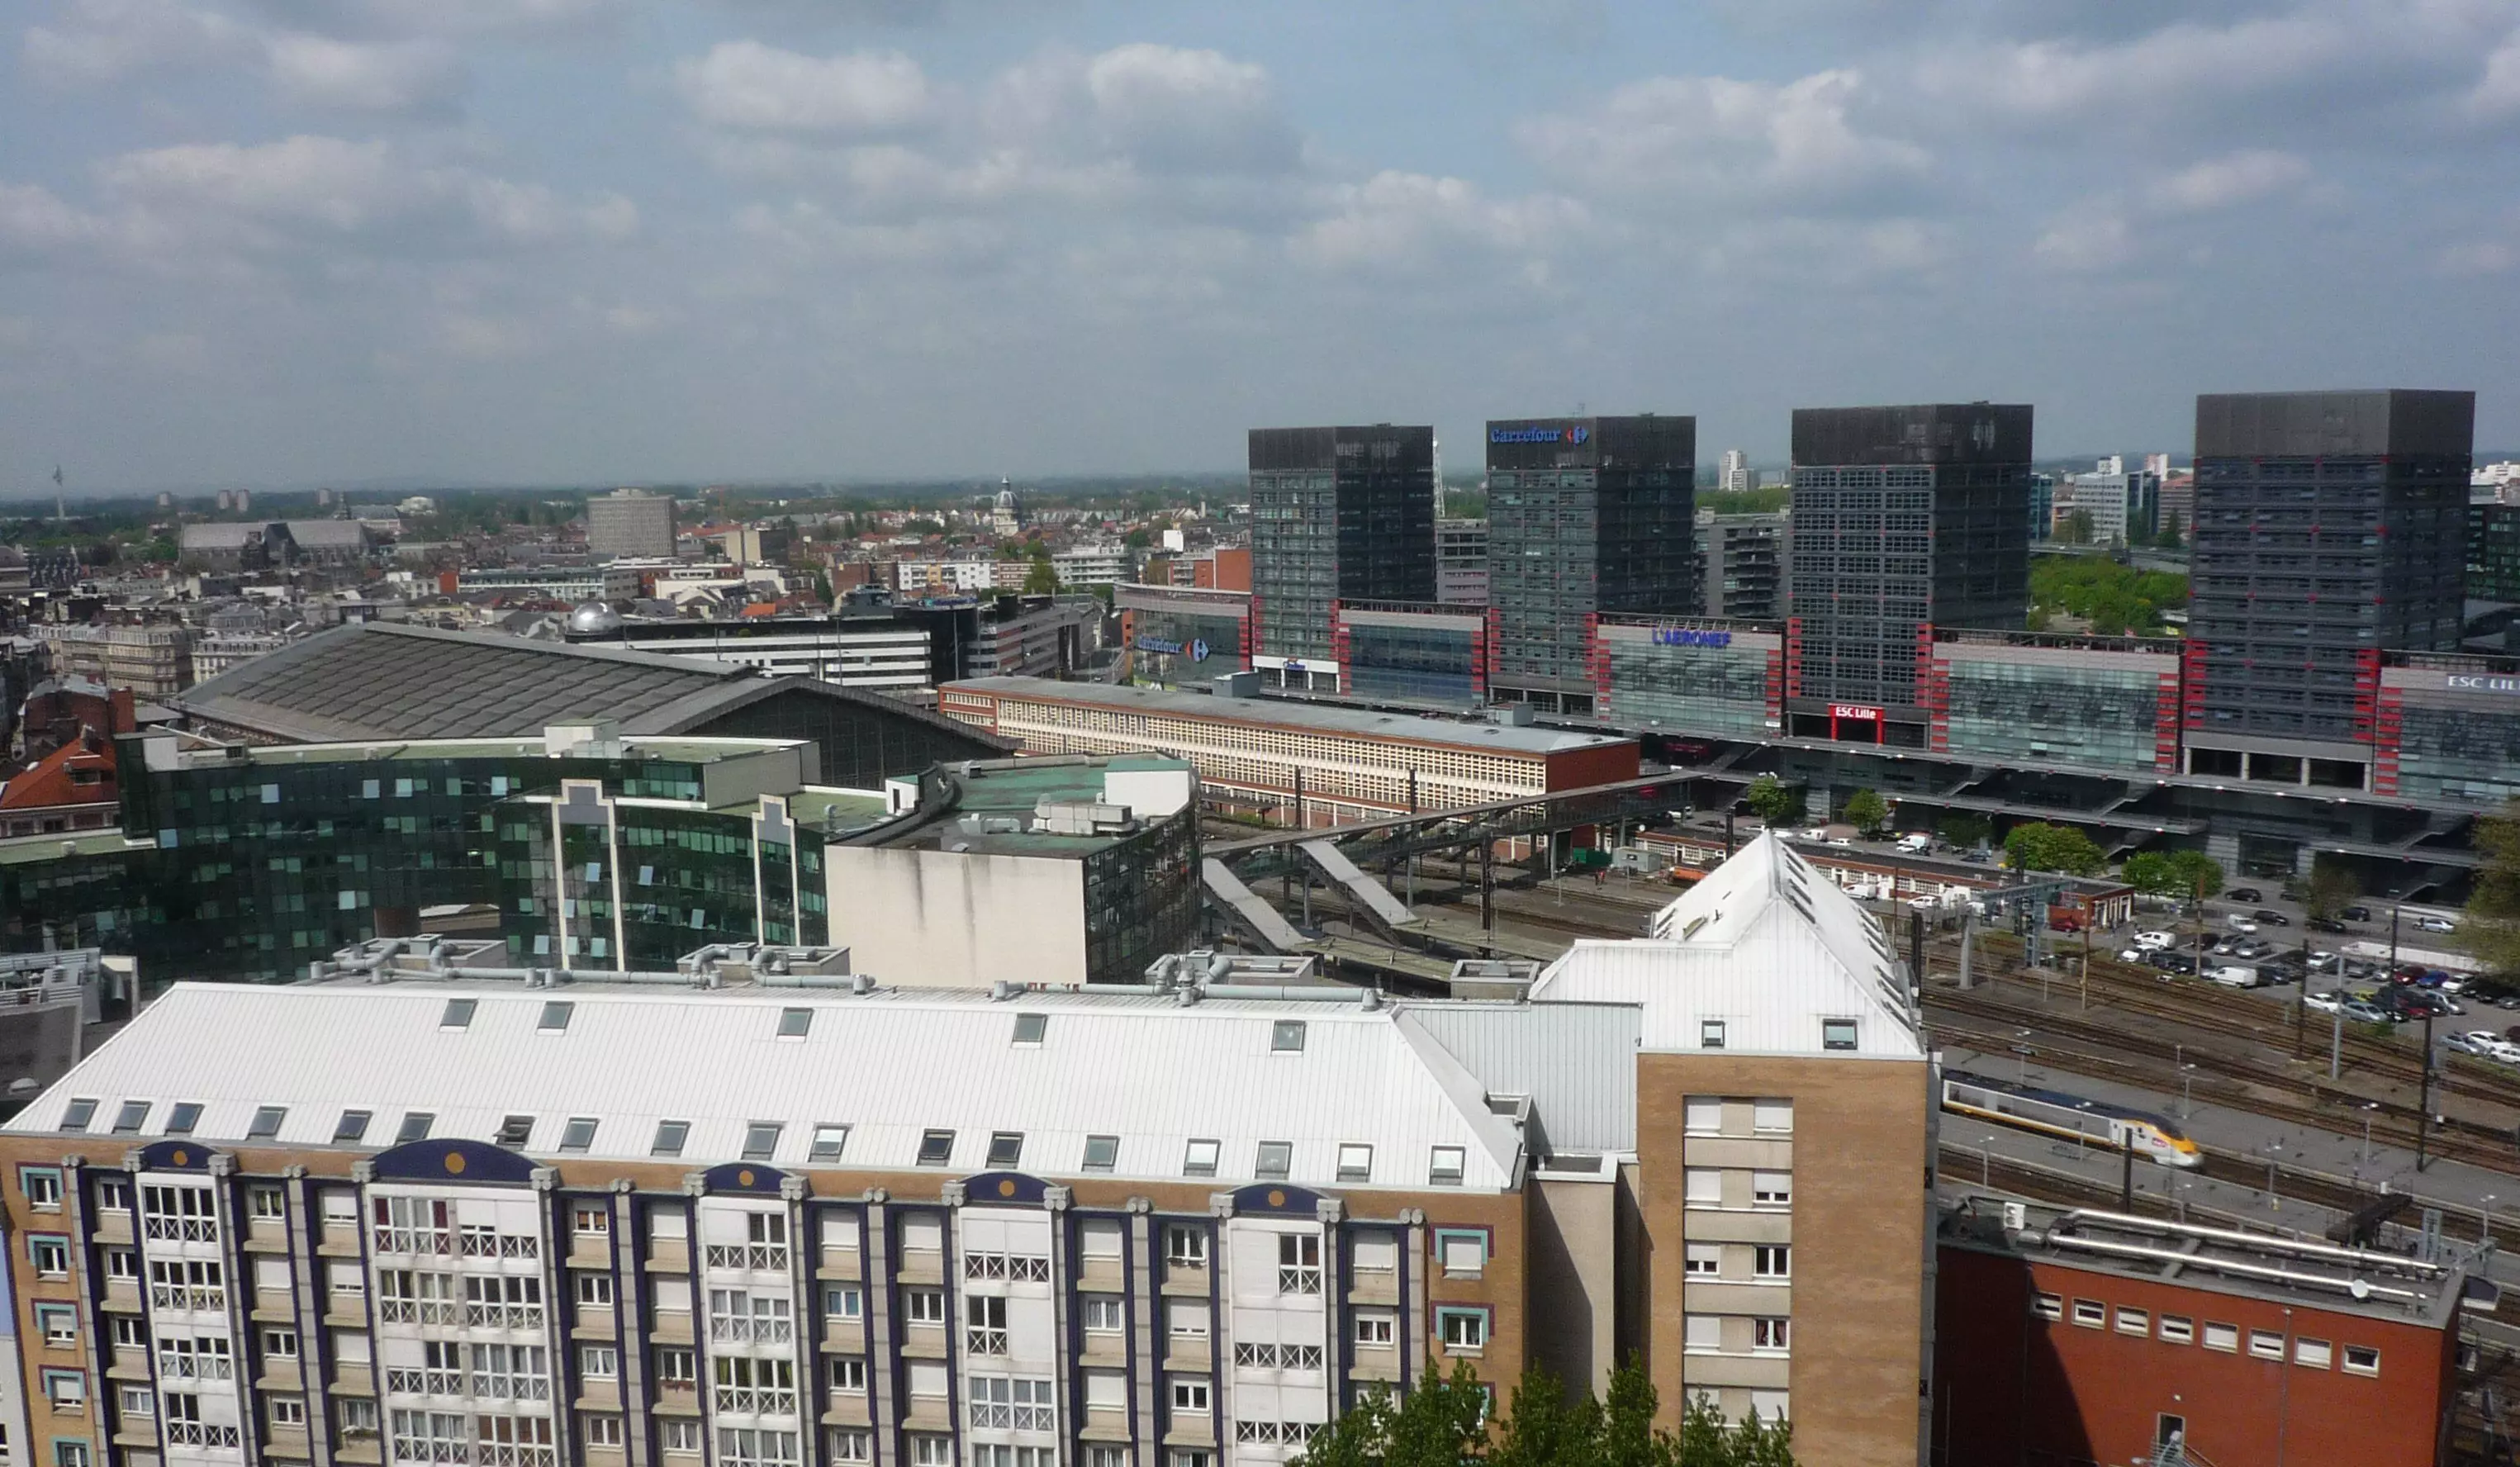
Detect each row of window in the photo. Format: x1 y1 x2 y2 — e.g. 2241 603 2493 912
2037 1293 2382 1374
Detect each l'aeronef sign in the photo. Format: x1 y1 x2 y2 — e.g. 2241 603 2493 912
1652 629 1733 648
1490 425 1590 445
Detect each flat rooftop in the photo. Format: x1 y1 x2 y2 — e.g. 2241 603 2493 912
136 732 809 772
952 676 1635 757
859 755 1195 857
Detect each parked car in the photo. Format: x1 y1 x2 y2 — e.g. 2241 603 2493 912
2115 948 2147 963
2233 939 2274 959
2304 991 2344 1014
2418 916 2458 934
2405 990 2465 1018
2226 914 2261 933
2150 952 2197 975
2132 930 2176 951
2211 965 2264 988
2342 999 2397 1025
2228 887 2265 904
2307 917 2348 934
2449 1031 2520 1062
2252 909 2291 927
2340 904 2374 923
2306 951 2339 971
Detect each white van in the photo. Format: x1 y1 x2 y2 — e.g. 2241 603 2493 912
2210 965 2262 988
1896 833 1932 854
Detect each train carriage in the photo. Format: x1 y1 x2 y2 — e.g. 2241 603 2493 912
1943 1070 2203 1168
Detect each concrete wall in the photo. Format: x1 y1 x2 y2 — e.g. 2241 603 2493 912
1527 1172 1621 1398
823 847 1086 988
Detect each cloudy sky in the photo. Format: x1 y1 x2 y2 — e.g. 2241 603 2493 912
4 0 2518 491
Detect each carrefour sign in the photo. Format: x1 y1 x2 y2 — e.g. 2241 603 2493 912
1653 629 1732 648
1489 425 1589 445
1135 635 1212 662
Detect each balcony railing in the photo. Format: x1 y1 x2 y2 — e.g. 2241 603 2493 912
705 1243 790 1272
385 1369 466 1397
966 1328 1008 1356
712 1387 800 1417
156 1354 234 1381
144 1218 219 1242
476 1446 557 1467
469 1374 551 1402
378 1300 462 1326
459 1232 538 1260
373 1227 453 1256
163 1422 243 1449
1276 1267 1322 1296
709 1317 795 1346
390 1437 464 1463
465 1303 544 1331
148 1284 226 1313
1233 1343 1324 1370
964 1253 1051 1283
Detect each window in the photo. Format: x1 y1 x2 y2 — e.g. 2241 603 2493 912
1183 1138 1220 1177
662 1421 701 1454
334 1110 373 1144
1684 1169 1722 1207
1278 1234 1322 1294
1683 1314 1721 1353
1271 1020 1306 1053
1754 1099 1793 1133
580 1344 619 1379
1684 1243 1721 1276
29 1237 69 1277
43 1371 84 1408
987 1132 1024 1168
558 1118 598 1153
1355 1313 1394 1346
111 1101 149 1135
1752 1317 1789 1352
2344 1345 2380 1376
1821 1018 1858 1050
2249 1330 2285 1360
653 1120 691 1157
247 1105 287 1140
1436 1229 1487 1276
339 1398 379 1436
1012 1013 1048 1046
1083 1297 1124 1332
55 1443 90 1467
1753 1245 1790 1280
110 1313 145 1345
1165 1226 1208 1268
1336 1144 1373 1183
2115 1308 2150 1336
904 1289 946 1325
61 1099 96 1132
1168 1301 1209 1341
967 1295 1009 1355
166 1101 202 1135
825 1286 863 1321
2295 1338 2333 1370
743 1122 782 1161
917 1129 956 1166
538 1001 573 1033
656 1348 697 1386
576 1273 615 1308
1255 1142 1293 1180
1082 1135 1119 1172
263 1327 299 1358
1752 1171 1792 1208
829 1431 872 1464
911 1439 952 1467
583 1416 623 1447
810 1124 850 1163
440 999 477 1029
2204 1322 2239 1353
104 1248 137 1282
1683 1097 1724 1134
270 1398 307 1428
1700 1019 1726 1049
776 1008 813 1039
35 1307 74 1347
2159 1314 2194 1344
1438 1308 1488 1353
1428 1146 1465 1186
1171 1379 1211 1412
19 1170 60 1210
2071 1299 2105 1328
119 1384 154 1417
395 1112 434 1145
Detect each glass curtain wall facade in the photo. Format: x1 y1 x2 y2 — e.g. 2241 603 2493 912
1487 415 1696 705
1788 405 2033 738
1115 586 1252 689
1925 634 2181 773
2189 391 2472 752
2375 655 2520 805
1248 426 1436 677
1336 603 1485 707
1595 620 1784 738
2467 503 2520 603
1078 805 1199 985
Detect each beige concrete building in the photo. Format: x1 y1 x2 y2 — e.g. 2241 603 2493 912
38 624 195 699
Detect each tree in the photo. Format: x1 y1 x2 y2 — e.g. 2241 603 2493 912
1022 559 1060 596
2155 515 2185 550
2468 799 2520 980
1938 812 1993 850
1297 1360 1795 1467
2054 509 2095 545
2123 849 2223 903
2003 821 2105 876
1842 789 1890 838
1744 775 1802 828
2303 854 2360 923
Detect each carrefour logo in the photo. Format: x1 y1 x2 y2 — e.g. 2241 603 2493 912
1489 425 1589 445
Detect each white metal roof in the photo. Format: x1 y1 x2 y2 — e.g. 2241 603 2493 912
7 983 1526 1193
1528 831 1924 1059
953 676 1632 756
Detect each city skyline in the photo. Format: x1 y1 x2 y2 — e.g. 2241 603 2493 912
4 0 2518 491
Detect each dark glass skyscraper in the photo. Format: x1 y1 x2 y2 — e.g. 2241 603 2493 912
2186 390 2472 786
1486 415 1697 714
1787 404 2033 745
1248 425 1436 691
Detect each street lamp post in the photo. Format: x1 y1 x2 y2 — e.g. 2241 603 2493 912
2361 1102 2380 1168
2181 1064 2197 1122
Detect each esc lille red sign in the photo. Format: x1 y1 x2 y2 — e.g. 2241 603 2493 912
1829 704 1883 721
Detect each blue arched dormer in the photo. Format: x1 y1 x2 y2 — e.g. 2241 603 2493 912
1232 1182 1327 1216
699 1161 789 1196
372 1138 539 1186
135 1140 215 1173
962 1171 1051 1206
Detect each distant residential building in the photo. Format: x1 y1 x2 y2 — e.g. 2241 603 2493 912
2027 472 2055 541
190 631 294 682
585 487 677 559
0 727 119 837
38 622 193 697
2053 463 2161 544
2142 452 2172 479
2157 470 2195 537
1436 518 1488 605
0 547 28 598
1697 510 1790 620
1051 544 1137 588
1719 447 1753 492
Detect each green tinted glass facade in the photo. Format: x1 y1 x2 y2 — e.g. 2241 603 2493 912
1343 620 1480 706
1938 658 2167 771
2388 703 2520 807
1601 637 1777 738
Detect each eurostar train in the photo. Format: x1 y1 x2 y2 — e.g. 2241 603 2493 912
1943 1071 2204 1168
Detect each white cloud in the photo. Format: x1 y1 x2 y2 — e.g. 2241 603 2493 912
1081 44 1298 174
266 35 465 112
2438 240 2515 275
1516 69 1929 211
1293 170 1586 271
677 42 934 134
435 313 534 358
21 0 256 83
2147 150 2312 213
2032 212 2134 273
0 183 105 255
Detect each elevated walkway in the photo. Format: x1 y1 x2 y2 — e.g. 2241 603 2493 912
1200 858 1308 952
1297 840 1420 929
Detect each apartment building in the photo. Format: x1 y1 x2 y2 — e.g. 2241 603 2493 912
38 627 195 700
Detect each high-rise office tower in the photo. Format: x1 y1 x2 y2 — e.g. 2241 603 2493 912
1487 415 1697 715
1787 404 2032 745
2185 390 2472 786
1720 448 1752 493
1248 425 1436 691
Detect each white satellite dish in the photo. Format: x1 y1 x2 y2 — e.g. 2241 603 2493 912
2350 1279 2372 1301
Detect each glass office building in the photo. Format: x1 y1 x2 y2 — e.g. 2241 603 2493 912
2468 502 2520 603
1924 632 2181 773
1487 415 1697 712
1114 585 1253 689
1248 425 1436 686
2376 653 2520 806
1595 620 1784 738
1335 601 1486 707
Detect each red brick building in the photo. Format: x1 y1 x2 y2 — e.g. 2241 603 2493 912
1932 1198 2477 1466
